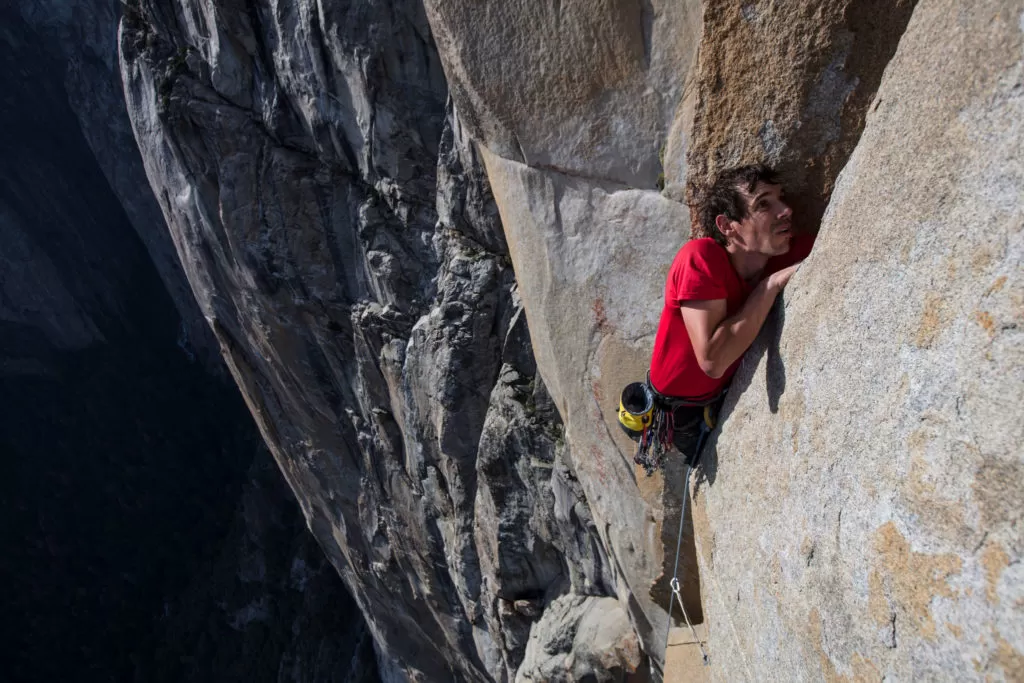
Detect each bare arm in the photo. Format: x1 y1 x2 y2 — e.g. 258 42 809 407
680 263 800 378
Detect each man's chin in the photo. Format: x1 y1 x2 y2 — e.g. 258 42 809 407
772 236 793 255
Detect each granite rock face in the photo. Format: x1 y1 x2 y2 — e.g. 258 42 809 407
119 1 612 680
425 0 702 188
515 594 641 683
670 0 917 228
116 0 1023 680
428 0 924 674
695 1 1024 679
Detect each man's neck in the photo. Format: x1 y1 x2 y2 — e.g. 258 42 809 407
725 244 771 282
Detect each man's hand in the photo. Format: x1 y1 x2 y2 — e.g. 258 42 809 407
766 262 800 293
681 260 803 379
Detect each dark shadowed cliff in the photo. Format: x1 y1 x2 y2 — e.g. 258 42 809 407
1 4 377 681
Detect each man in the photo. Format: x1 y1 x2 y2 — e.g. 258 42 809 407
648 164 815 464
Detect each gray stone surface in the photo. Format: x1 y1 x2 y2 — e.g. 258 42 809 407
113 0 1024 680
119 1 614 679
439 0 919 671
424 0 702 188
694 0 1024 679
479 145 694 658
515 594 642 683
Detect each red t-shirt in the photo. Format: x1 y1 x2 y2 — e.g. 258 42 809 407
649 234 815 400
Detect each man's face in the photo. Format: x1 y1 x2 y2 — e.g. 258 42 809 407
725 182 793 256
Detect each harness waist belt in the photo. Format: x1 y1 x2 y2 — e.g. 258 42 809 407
646 371 725 409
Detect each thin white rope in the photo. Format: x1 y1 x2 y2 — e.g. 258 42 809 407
663 461 710 668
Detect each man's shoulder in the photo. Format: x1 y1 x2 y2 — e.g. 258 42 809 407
667 237 734 302
672 237 729 269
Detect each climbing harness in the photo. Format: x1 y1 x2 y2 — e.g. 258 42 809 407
663 419 714 669
617 378 724 674
618 376 721 476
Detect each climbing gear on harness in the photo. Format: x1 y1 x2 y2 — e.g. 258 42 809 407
631 402 672 476
663 422 713 668
618 375 724 476
617 382 655 439
701 403 716 431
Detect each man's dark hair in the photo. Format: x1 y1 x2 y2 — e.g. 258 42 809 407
688 164 781 245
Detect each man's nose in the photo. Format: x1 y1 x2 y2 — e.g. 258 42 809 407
778 201 792 219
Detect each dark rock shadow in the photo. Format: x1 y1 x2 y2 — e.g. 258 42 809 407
766 297 787 414
652 451 704 628
693 296 787 489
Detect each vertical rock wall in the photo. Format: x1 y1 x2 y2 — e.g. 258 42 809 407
119 1 619 680
696 0 1023 679
669 0 917 227
425 0 920 675
116 0 1023 679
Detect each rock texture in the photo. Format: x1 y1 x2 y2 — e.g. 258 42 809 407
429 0 924 674
516 594 641 682
119 1 616 680
694 0 1024 679
670 0 917 228
114 0 1024 679
424 0 702 188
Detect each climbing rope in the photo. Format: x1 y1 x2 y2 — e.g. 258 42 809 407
663 422 712 669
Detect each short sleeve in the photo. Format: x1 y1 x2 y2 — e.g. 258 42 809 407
667 239 730 306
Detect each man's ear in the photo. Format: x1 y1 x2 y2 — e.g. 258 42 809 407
714 214 733 241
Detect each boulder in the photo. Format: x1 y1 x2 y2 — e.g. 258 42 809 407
515 595 642 682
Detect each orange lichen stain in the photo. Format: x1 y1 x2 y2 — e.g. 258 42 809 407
915 294 948 348
808 609 882 682
971 247 995 276
868 522 962 640
946 622 964 638
868 562 895 638
995 635 1024 681
902 444 967 544
849 653 883 683
809 608 841 682
975 310 997 336
980 541 1011 605
947 256 959 281
986 276 1008 296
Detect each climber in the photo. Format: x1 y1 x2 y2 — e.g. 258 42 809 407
648 164 816 465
